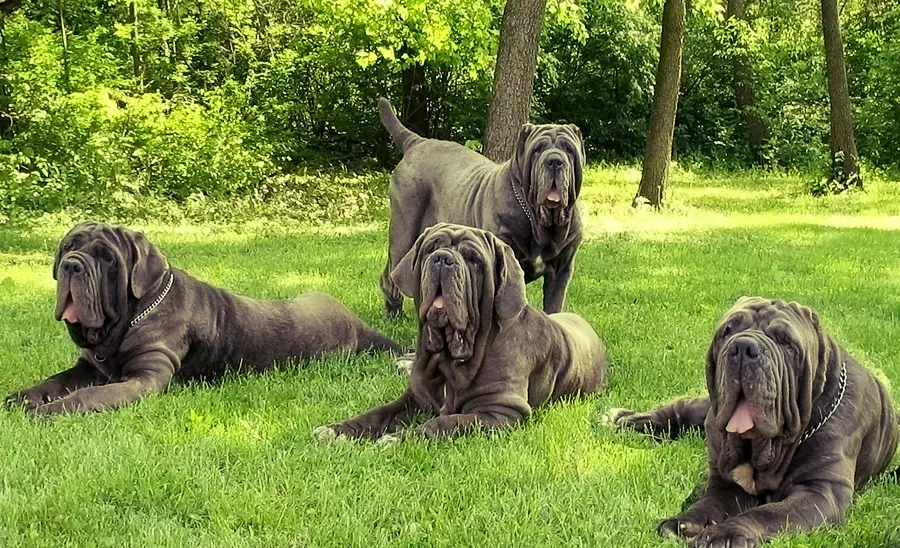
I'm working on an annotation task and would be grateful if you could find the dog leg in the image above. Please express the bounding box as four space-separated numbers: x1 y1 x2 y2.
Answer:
316 389 424 440
6 358 105 411
605 396 710 439
542 239 579 313
30 354 176 414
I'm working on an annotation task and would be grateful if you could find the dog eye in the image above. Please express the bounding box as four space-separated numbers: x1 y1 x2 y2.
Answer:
96 248 114 263
722 324 732 337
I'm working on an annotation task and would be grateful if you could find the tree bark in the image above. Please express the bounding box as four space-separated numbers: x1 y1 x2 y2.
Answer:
634 0 685 208
725 0 768 165
820 0 861 189
130 0 143 89
401 62 430 137
482 0 548 162
59 0 71 93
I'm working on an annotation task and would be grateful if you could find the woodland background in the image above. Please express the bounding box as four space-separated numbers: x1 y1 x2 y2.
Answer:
0 0 898 221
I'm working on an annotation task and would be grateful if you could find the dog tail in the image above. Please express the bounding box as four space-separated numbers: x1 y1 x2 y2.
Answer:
378 97 422 154
358 328 405 355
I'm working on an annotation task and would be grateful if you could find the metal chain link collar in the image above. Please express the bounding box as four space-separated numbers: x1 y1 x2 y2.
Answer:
800 361 847 444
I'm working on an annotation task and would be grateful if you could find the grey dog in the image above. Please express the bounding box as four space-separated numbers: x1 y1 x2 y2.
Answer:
377 98 585 317
7 222 402 414
606 297 899 548
316 223 607 441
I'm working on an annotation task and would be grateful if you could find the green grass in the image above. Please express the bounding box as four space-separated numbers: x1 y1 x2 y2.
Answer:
0 165 899 547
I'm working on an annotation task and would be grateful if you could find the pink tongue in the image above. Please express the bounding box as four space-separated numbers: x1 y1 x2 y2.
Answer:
61 299 79 324
547 189 561 202
726 399 755 434
433 295 445 309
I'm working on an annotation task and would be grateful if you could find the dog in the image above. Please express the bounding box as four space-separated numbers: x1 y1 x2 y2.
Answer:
6 221 402 414
377 97 585 317
606 297 899 547
315 223 607 441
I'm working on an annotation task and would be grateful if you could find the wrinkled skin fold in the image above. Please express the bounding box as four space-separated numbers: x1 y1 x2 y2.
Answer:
377 97 585 317
319 223 608 439
607 297 899 547
7 221 402 414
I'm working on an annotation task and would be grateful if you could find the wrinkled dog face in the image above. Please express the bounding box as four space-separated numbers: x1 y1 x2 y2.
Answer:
418 234 485 360
53 222 167 347
514 123 585 228
707 297 825 445
391 223 528 361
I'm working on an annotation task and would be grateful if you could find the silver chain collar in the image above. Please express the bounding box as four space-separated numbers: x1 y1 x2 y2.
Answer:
94 272 174 363
510 178 535 226
799 361 847 444
130 272 174 328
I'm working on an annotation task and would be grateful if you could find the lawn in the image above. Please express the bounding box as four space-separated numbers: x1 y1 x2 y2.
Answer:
0 166 899 547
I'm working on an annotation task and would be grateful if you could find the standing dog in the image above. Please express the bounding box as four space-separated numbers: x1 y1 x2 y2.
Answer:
7 222 401 414
316 224 607 440
378 98 585 317
606 297 898 547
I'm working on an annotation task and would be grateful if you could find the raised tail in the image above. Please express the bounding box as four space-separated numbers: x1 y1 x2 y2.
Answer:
378 97 423 154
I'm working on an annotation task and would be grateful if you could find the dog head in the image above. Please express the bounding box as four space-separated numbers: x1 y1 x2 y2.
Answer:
390 223 527 386
53 222 168 347
511 123 585 228
705 297 837 492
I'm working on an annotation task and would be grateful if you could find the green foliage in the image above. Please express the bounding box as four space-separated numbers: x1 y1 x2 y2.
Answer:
1 0 900 219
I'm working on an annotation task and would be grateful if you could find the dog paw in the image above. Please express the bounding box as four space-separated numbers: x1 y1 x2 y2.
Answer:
394 353 415 376
601 407 635 428
312 425 348 443
658 517 709 540
689 522 759 548
375 433 401 449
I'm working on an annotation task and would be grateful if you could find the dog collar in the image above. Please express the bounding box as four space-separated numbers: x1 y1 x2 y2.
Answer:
510 178 535 226
799 361 847 444
130 271 174 328
91 271 174 365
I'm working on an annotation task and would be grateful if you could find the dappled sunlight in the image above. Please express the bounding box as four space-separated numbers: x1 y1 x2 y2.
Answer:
276 272 332 290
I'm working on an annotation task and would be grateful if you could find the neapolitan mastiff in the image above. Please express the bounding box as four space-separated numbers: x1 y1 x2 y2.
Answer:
378 97 585 317
314 223 607 441
606 297 899 547
7 221 401 414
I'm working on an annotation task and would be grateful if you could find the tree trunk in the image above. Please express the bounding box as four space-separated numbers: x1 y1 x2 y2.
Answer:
130 0 143 89
820 0 861 190
401 62 430 137
0 11 10 136
725 0 768 165
482 0 548 162
59 0 71 93
634 0 685 208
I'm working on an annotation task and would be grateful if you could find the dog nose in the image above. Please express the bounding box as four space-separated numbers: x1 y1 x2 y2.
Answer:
546 156 563 170
431 250 456 267
61 260 83 275
730 336 760 360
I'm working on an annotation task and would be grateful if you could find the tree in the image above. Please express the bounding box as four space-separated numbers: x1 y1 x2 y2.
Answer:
482 0 547 162
725 0 768 165
634 0 685 208
820 0 861 192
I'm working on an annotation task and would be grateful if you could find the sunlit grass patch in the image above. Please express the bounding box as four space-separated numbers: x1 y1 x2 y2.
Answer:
0 167 898 546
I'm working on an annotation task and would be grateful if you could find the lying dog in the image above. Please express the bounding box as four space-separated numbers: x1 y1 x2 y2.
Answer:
7 221 401 414
378 97 585 317
607 297 899 547
315 223 607 440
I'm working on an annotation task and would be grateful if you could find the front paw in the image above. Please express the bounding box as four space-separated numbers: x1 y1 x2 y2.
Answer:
658 516 712 540
312 425 349 443
394 352 415 376
689 522 760 548
6 387 62 411
602 408 646 431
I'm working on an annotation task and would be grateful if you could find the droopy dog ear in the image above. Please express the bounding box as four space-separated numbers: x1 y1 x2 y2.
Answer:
391 225 443 299
491 236 527 321
126 229 168 299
